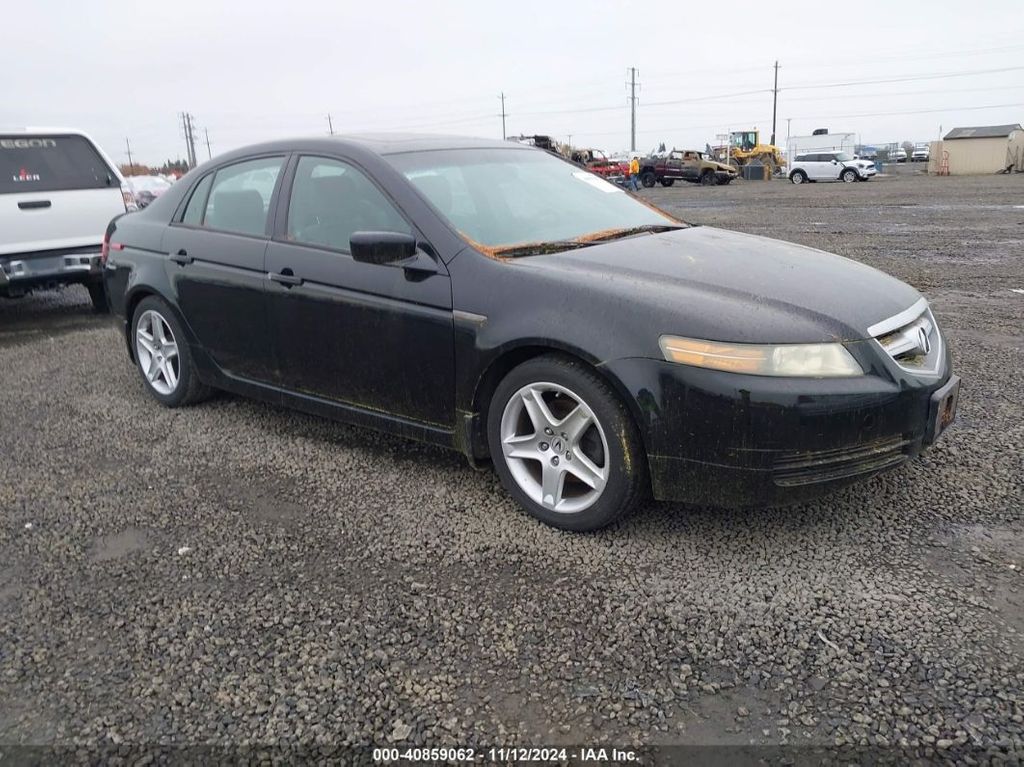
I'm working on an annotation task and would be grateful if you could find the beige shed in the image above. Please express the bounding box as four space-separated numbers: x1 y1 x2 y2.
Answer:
928 124 1023 175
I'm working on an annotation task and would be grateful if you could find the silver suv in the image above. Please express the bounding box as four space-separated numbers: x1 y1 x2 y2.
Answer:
1 128 134 310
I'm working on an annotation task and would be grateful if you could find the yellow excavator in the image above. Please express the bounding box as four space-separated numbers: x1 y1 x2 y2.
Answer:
713 130 785 177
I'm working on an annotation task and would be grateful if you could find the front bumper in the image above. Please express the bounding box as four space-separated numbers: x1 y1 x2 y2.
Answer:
0 248 103 294
601 353 955 507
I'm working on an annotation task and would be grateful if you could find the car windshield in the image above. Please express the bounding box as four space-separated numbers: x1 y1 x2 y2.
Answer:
387 148 680 252
834 152 854 162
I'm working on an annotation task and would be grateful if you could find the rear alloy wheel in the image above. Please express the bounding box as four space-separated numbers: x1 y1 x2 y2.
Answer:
790 170 807 184
841 168 858 183
488 355 647 531
132 296 210 407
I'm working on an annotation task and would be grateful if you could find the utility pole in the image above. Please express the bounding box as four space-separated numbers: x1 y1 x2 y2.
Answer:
770 61 779 147
327 114 334 135
786 118 792 141
125 138 134 169
180 112 198 169
188 115 197 168
204 128 212 160
180 113 191 168
627 67 639 152
499 93 507 140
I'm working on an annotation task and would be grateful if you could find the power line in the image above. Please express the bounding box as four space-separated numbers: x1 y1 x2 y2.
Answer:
785 65 1024 91
788 101 1024 121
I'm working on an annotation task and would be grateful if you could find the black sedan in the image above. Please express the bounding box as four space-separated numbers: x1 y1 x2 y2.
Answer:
102 135 959 531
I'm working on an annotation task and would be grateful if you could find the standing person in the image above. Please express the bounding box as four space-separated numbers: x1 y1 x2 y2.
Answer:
629 155 641 191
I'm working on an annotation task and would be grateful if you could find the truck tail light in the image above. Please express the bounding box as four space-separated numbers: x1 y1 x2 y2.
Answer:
100 230 123 266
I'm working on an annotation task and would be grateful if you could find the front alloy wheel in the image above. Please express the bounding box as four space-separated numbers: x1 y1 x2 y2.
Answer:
500 382 609 514
841 168 858 183
488 355 647 531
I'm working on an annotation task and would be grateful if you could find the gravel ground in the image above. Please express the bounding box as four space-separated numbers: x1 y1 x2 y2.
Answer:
1 172 1022 761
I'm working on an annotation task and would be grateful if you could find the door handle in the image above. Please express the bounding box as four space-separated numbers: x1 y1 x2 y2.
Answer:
18 200 51 210
169 249 193 266
269 269 302 287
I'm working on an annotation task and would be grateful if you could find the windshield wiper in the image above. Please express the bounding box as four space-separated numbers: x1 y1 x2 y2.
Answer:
491 240 599 258
581 223 687 243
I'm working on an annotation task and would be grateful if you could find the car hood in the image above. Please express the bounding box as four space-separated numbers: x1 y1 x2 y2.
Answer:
521 226 922 344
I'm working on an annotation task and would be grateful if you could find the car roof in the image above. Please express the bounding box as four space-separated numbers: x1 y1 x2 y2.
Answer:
214 133 531 160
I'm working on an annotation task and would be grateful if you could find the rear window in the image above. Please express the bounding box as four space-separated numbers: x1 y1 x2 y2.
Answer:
0 134 117 194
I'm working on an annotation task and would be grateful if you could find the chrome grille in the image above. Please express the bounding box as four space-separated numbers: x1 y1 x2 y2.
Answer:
868 298 943 376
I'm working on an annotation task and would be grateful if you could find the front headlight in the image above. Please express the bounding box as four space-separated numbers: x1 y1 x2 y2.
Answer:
658 336 863 377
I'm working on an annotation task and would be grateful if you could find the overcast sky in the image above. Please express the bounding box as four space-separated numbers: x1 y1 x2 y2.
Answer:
3 0 1022 165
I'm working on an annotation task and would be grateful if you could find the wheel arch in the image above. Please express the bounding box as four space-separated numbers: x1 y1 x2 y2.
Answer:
468 342 648 461
123 286 195 363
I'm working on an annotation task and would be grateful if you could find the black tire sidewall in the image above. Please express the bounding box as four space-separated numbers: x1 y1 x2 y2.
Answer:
791 171 806 184
486 356 646 531
131 296 198 407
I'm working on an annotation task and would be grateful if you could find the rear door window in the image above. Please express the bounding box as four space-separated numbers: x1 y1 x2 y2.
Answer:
0 134 117 194
203 157 284 237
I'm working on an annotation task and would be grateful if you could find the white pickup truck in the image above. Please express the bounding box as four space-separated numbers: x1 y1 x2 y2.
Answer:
1 128 134 311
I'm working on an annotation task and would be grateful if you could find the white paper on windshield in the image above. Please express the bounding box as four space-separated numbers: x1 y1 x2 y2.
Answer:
572 171 622 193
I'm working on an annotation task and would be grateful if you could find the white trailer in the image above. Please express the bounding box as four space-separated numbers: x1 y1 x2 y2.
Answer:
787 132 858 161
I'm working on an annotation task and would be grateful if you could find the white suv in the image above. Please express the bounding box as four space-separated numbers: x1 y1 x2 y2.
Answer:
1 128 134 310
788 151 877 184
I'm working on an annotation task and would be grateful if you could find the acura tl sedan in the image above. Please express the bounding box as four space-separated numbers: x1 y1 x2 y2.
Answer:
102 135 959 531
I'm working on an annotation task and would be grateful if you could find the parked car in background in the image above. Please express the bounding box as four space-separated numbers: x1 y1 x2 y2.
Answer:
639 149 738 187
912 145 930 162
569 148 626 182
127 175 172 208
891 148 908 163
789 151 877 184
1 128 134 311
103 134 957 531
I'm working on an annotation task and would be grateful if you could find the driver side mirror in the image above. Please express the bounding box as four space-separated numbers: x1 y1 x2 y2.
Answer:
350 231 417 265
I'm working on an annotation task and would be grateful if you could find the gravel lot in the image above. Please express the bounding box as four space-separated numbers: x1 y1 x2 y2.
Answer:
1 171 1022 761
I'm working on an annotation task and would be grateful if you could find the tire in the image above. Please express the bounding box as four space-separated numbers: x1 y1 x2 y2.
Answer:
660 179 674 187
86 281 109 313
487 355 647 531
718 176 732 186
131 296 211 408
640 171 656 188
790 170 807 185
841 169 858 183
700 170 716 186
